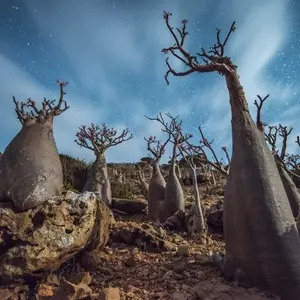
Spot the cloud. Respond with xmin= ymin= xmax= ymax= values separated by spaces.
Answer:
xmin=0 ymin=0 xmax=298 ymax=166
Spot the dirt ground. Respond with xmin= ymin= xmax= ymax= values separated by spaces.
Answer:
xmin=0 ymin=186 xmax=280 ymax=300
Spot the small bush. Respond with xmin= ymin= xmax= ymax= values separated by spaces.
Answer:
xmin=59 ymin=154 xmax=90 ymax=192
xmin=111 ymin=181 xmax=136 ymax=199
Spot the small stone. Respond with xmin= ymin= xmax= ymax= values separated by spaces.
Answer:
xmin=52 ymin=279 xmax=92 ymax=300
xmin=125 ymin=255 xmax=137 ymax=267
xmin=72 ymin=272 xmax=92 ymax=285
xmin=98 ymin=287 xmax=120 ymax=300
xmin=172 ymin=291 xmax=189 ymax=300
xmin=177 ymin=245 xmax=190 ymax=257
xmin=195 ymin=270 xmax=206 ymax=280
xmin=37 ymin=284 xmax=54 ymax=298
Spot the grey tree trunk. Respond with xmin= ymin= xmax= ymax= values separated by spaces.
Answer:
xmin=223 ymin=70 xmax=300 ymax=299
xmin=83 ymin=153 xmax=112 ymax=206
xmin=160 ymin=144 xmax=184 ymax=222
xmin=0 ymin=118 xmax=63 ymax=211
xmin=147 ymin=160 xmax=166 ymax=219
xmin=275 ymin=159 xmax=300 ymax=218
xmin=191 ymin=168 xmax=206 ymax=235
xmin=137 ymin=170 xmax=149 ymax=200
xmin=175 ymin=163 xmax=182 ymax=180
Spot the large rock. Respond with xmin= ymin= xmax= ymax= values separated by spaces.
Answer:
xmin=0 ymin=191 xmax=113 ymax=283
xmin=111 ymin=198 xmax=147 ymax=214
xmin=207 ymin=199 xmax=223 ymax=229
xmin=110 ymin=221 xmax=176 ymax=252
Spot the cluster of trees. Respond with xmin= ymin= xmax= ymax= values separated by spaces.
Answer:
xmin=0 ymin=10 xmax=299 ymax=299
xmin=159 ymin=11 xmax=300 ymax=300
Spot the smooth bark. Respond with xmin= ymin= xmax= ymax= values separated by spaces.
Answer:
xmin=0 ymin=118 xmax=63 ymax=211
xmin=160 ymin=144 xmax=184 ymax=222
xmin=276 ymin=159 xmax=300 ymax=218
xmin=223 ymin=69 xmax=300 ymax=299
xmin=83 ymin=153 xmax=112 ymax=206
xmin=147 ymin=160 xmax=166 ymax=218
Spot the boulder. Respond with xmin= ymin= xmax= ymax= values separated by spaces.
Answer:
xmin=109 ymin=221 xmax=176 ymax=252
xmin=0 ymin=191 xmax=113 ymax=283
xmin=207 ymin=199 xmax=223 ymax=229
xmin=111 ymin=198 xmax=147 ymax=214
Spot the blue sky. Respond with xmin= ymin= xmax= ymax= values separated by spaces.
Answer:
xmin=0 ymin=0 xmax=299 ymax=163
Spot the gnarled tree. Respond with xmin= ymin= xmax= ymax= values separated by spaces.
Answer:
xmin=75 ymin=123 xmax=133 ymax=206
xmin=147 ymin=113 xmax=188 ymax=222
xmin=178 ymin=140 xmax=206 ymax=238
xmin=0 ymin=80 xmax=69 ymax=211
xmin=162 ymin=11 xmax=300 ymax=299
xmin=143 ymin=131 xmax=169 ymax=219
xmin=255 ymin=94 xmax=300 ymax=218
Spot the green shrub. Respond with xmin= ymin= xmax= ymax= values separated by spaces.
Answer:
xmin=59 ymin=154 xmax=90 ymax=192
xmin=111 ymin=181 xmax=136 ymax=199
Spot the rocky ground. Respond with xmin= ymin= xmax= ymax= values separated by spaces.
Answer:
xmin=0 ymin=186 xmax=279 ymax=300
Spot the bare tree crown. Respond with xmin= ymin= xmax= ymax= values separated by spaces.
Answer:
xmin=13 ymin=80 xmax=69 ymax=125
xmin=144 ymin=135 xmax=168 ymax=162
xmin=178 ymin=126 xmax=230 ymax=176
xmin=162 ymin=11 xmax=236 ymax=84
xmin=75 ymin=123 xmax=133 ymax=154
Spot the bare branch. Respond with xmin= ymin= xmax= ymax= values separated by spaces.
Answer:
xmin=296 ymin=136 xmax=300 ymax=147
xmin=12 ymin=80 xmax=69 ymax=125
xmin=254 ymin=94 xmax=269 ymax=132
xmin=144 ymin=135 xmax=170 ymax=162
xmin=75 ymin=123 xmax=133 ymax=154
xmin=161 ymin=11 xmax=237 ymax=84
xmin=221 ymin=146 xmax=231 ymax=166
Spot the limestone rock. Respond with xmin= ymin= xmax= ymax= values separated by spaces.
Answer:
xmin=207 ymin=199 xmax=223 ymax=229
xmin=98 ymin=287 xmax=120 ymax=300
xmin=112 ymin=198 xmax=147 ymax=214
xmin=0 ymin=191 xmax=112 ymax=283
xmin=110 ymin=221 xmax=176 ymax=252
xmin=52 ymin=278 xmax=92 ymax=300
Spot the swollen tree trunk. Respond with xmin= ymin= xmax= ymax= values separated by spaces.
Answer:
xmin=191 ymin=168 xmax=206 ymax=235
xmin=160 ymin=144 xmax=184 ymax=222
xmin=0 ymin=118 xmax=63 ymax=211
xmin=175 ymin=163 xmax=182 ymax=180
xmin=223 ymin=70 xmax=300 ymax=299
xmin=275 ymin=159 xmax=300 ymax=218
xmin=147 ymin=160 xmax=166 ymax=219
xmin=83 ymin=153 xmax=112 ymax=206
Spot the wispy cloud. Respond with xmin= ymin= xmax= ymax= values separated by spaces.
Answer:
xmin=0 ymin=0 xmax=298 ymax=164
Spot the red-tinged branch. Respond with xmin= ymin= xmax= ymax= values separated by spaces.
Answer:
xmin=13 ymin=80 xmax=69 ymax=125
xmin=161 ymin=11 xmax=236 ymax=84
xmin=144 ymin=135 xmax=170 ymax=162
xmin=75 ymin=123 xmax=133 ymax=154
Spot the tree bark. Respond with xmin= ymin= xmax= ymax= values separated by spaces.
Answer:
xmin=160 ymin=144 xmax=184 ymax=222
xmin=223 ymin=69 xmax=300 ymax=299
xmin=83 ymin=153 xmax=112 ymax=206
xmin=0 ymin=118 xmax=63 ymax=211
xmin=147 ymin=160 xmax=166 ymax=219
xmin=191 ymin=168 xmax=206 ymax=234
xmin=276 ymin=159 xmax=300 ymax=218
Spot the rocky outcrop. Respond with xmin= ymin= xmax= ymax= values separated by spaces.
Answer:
xmin=207 ymin=199 xmax=223 ymax=229
xmin=109 ymin=221 xmax=176 ymax=252
xmin=112 ymin=198 xmax=147 ymax=214
xmin=0 ymin=191 xmax=113 ymax=283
